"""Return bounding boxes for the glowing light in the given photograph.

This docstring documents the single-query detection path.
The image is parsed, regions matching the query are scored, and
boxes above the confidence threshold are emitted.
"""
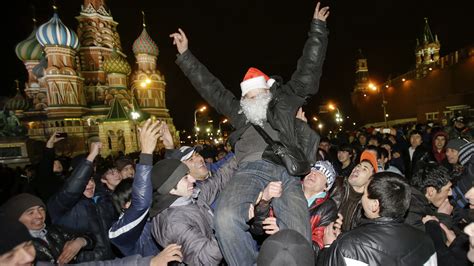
[428,67,433,71]
[196,127,200,132]
[312,117,318,121]
[385,85,389,88]
[187,135,191,139]
[385,114,389,117]
[328,104,335,111]
[145,78,151,84]
[363,94,367,97]
[199,106,207,112]
[140,82,146,88]
[402,78,406,82]
[131,111,140,120]
[318,123,323,129]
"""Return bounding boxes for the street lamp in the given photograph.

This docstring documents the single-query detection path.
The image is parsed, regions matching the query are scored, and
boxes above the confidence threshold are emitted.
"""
[218,118,228,138]
[328,103,343,124]
[194,106,207,143]
[369,83,388,127]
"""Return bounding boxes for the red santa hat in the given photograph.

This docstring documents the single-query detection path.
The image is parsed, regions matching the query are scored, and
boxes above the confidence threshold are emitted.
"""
[240,67,275,97]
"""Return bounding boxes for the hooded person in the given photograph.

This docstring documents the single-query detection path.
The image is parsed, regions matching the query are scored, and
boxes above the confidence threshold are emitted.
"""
[150,157,237,265]
[429,131,449,166]
[1,193,94,264]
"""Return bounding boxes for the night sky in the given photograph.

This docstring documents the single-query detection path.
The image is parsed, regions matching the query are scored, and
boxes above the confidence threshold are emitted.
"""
[5,0,474,133]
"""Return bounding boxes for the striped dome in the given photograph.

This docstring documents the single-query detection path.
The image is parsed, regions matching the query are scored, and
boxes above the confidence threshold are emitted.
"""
[36,13,79,49]
[15,28,43,61]
[6,90,30,111]
[132,28,159,56]
[103,49,131,75]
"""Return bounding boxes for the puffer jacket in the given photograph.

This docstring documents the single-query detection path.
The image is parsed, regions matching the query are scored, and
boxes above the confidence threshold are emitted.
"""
[151,157,237,265]
[108,154,159,257]
[175,19,328,170]
[33,225,95,264]
[318,217,437,265]
[48,159,118,262]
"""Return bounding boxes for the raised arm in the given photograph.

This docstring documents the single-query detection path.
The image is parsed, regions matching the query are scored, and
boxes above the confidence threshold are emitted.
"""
[285,2,330,99]
[170,29,242,125]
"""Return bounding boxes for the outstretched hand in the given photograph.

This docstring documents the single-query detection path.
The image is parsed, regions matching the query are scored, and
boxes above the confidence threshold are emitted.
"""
[169,28,189,54]
[296,107,308,123]
[314,2,330,22]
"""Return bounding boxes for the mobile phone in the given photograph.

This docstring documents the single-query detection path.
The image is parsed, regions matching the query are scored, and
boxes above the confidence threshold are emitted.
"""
[57,132,68,138]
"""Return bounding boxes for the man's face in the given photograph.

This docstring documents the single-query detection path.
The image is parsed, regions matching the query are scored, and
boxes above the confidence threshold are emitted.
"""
[240,89,271,126]
[465,187,474,209]
[183,152,209,180]
[446,148,459,164]
[18,206,46,231]
[303,170,328,194]
[381,145,392,161]
[53,160,63,173]
[101,168,122,189]
[426,182,452,208]
[120,165,135,179]
[348,161,374,190]
[410,134,422,148]
[454,121,465,129]
[337,150,351,164]
[171,175,196,197]
[0,241,36,266]
[434,136,446,151]
[358,135,367,145]
[83,178,96,198]
[319,142,330,153]
[368,138,379,147]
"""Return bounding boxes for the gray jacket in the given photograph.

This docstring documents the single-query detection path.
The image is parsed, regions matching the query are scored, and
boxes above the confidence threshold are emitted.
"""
[151,157,237,265]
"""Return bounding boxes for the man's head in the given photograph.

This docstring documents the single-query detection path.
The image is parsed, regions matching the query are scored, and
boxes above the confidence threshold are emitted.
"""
[112,179,133,213]
[362,172,411,219]
[1,193,46,231]
[303,161,336,195]
[0,214,35,264]
[100,168,122,191]
[380,140,393,161]
[319,137,331,153]
[433,132,448,152]
[115,158,135,179]
[348,151,377,192]
[368,135,380,147]
[411,162,452,208]
[239,67,274,126]
[409,130,423,148]
[169,146,209,180]
[446,138,469,164]
[257,229,314,266]
[452,115,467,130]
[337,144,353,164]
[358,133,367,146]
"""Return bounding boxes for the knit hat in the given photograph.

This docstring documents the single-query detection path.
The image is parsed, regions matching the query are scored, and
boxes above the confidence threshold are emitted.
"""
[149,159,190,217]
[310,160,336,191]
[459,142,474,166]
[0,213,33,255]
[240,67,275,97]
[1,193,45,221]
[446,138,470,152]
[257,229,315,266]
[115,157,134,171]
[168,146,202,161]
[360,150,378,173]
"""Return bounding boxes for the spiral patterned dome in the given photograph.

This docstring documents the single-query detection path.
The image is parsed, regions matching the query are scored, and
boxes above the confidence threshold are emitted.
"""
[36,13,79,49]
[6,89,30,111]
[103,48,131,75]
[15,28,43,61]
[132,28,159,56]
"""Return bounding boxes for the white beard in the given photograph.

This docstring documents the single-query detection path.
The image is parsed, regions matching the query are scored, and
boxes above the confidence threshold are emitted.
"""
[239,92,272,127]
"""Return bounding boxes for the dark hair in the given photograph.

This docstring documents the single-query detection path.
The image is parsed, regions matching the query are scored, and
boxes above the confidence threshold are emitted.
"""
[338,143,353,155]
[320,137,330,144]
[411,162,451,194]
[112,179,133,213]
[364,145,379,158]
[377,147,388,160]
[409,130,423,138]
[380,139,393,148]
[367,172,411,219]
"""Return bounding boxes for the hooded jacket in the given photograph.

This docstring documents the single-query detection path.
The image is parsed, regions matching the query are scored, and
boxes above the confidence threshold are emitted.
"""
[151,157,237,265]
[175,19,328,170]
[428,131,449,166]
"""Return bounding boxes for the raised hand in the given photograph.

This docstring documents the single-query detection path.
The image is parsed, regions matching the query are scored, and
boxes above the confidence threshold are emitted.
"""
[46,131,65,148]
[169,28,189,54]
[159,121,174,149]
[262,181,283,201]
[296,107,308,123]
[313,2,330,22]
[139,119,163,154]
[87,142,102,162]
[150,244,183,266]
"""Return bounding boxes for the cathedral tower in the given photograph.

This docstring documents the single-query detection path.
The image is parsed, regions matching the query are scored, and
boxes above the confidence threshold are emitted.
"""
[415,18,440,78]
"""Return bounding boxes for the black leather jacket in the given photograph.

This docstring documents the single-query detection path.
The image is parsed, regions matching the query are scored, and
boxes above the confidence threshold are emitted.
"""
[33,225,95,264]
[318,217,437,265]
[176,19,328,167]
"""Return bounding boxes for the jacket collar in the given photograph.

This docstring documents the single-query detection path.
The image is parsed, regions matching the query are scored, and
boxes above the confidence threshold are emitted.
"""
[359,216,404,226]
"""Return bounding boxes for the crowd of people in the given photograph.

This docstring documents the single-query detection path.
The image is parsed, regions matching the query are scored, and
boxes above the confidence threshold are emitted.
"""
[1,2,474,265]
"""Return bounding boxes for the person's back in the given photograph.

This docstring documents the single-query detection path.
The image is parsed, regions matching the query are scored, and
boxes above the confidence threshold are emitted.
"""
[328,218,436,265]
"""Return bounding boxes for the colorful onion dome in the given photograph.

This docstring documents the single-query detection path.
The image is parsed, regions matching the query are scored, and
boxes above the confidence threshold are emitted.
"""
[6,88,30,111]
[36,11,79,49]
[103,48,131,75]
[15,28,43,61]
[132,28,159,56]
